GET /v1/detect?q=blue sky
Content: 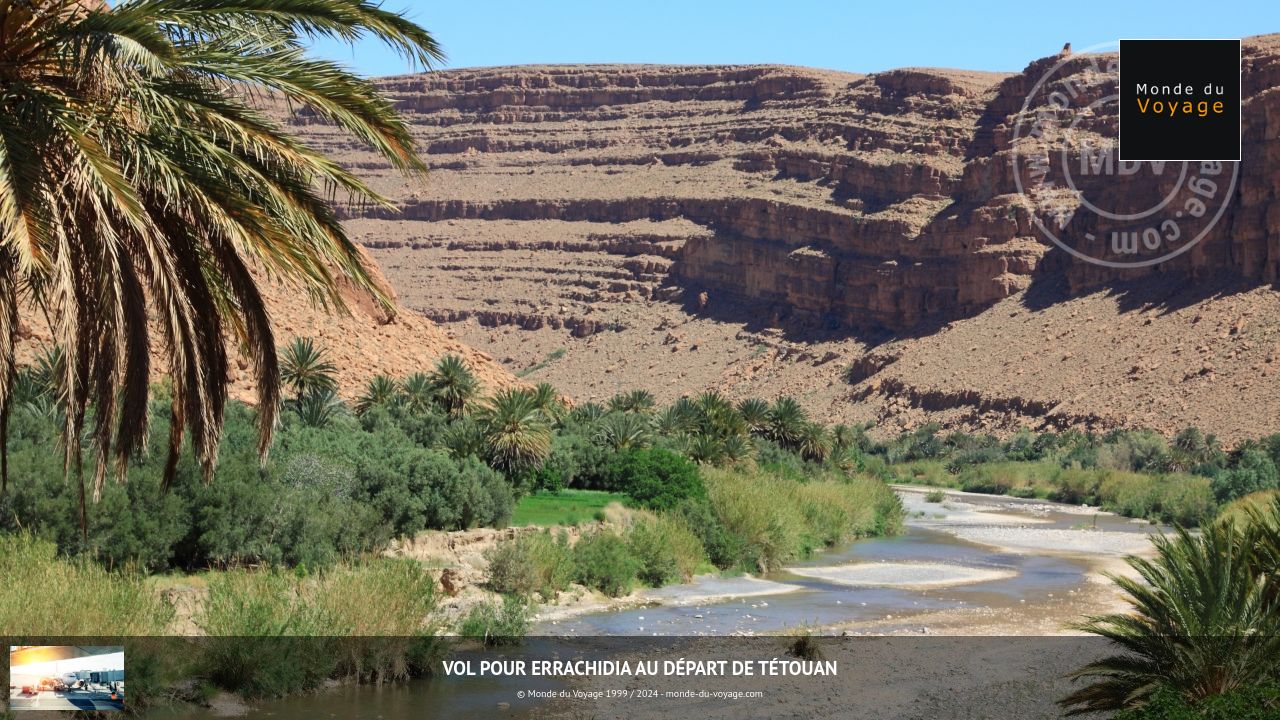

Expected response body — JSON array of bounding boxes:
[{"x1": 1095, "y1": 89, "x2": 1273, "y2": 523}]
[{"x1": 313, "y1": 0, "x2": 1278, "y2": 77}]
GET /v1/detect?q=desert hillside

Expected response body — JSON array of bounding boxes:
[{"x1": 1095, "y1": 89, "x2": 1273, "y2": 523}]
[
  {"x1": 286, "y1": 36, "x2": 1280, "y2": 442},
  {"x1": 15, "y1": 247, "x2": 524, "y2": 403}
]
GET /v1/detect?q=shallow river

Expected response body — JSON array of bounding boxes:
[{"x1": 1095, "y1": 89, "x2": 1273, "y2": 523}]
[
  {"x1": 539, "y1": 489, "x2": 1157, "y2": 636},
  {"x1": 147, "y1": 489, "x2": 1162, "y2": 719}
]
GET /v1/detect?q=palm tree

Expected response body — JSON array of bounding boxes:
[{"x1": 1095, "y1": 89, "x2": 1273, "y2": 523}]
[
  {"x1": 736, "y1": 398, "x2": 771, "y2": 436},
  {"x1": 664, "y1": 397, "x2": 699, "y2": 433},
  {"x1": 568, "y1": 401, "x2": 606, "y2": 425},
  {"x1": 529, "y1": 382, "x2": 566, "y2": 425},
  {"x1": 721, "y1": 433, "x2": 754, "y2": 467},
  {"x1": 355, "y1": 374, "x2": 398, "y2": 416},
  {"x1": 797, "y1": 423, "x2": 831, "y2": 463},
  {"x1": 692, "y1": 390, "x2": 744, "y2": 439},
  {"x1": 831, "y1": 424, "x2": 856, "y2": 454},
  {"x1": 0, "y1": 0, "x2": 443, "y2": 513},
  {"x1": 426, "y1": 354, "x2": 478, "y2": 418},
  {"x1": 1246, "y1": 495, "x2": 1280, "y2": 607},
  {"x1": 685, "y1": 434, "x2": 724, "y2": 465},
  {"x1": 594, "y1": 411, "x2": 652, "y2": 452},
  {"x1": 439, "y1": 416, "x2": 485, "y2": 459},
  {"x1": 29, "y1": 346, "x2": 67, "y2": 405},
  {"x1": 694, "y1": 390, "x2": 734, "y2": 419},
  {"x1": 475, "y1": 389, "x2": 551, "y2": 476},
  {"x1": 399, "y1": 373, "x2": 435, "y2": 415},
  {"x1": 280, "y1": 338, "x2": 337, "y2": 404},
  {"x1": 767, "y1": 397, "x2": 808, "y2": 450},
  {"x1": 654, "y1": 404, "x2": 692, "y2": 437},
  {"x1": 1060, "y1": 520, "x2": 1280, "y2": 714},
  {"x1": 608, "y1": 389, "x2": 655, "y2": 414},
  {"x1": 293, "y1": 388, "x2": 345, "y2": 428}
]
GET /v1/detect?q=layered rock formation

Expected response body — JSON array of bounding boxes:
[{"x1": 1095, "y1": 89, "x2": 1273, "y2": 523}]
[
  {"x1": 324, "y1": 63, "x2": 1039, "y2": 333},
  {"x1": 289, "y1": 37, "x2": 1280, "y2": 441}
]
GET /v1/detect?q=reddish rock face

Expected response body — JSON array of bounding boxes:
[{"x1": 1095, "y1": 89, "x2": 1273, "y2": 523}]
[
  {"x1": 309, "y1": 38, "x2": 1278, "y2": 336},
  {"x1": 273, "y1": 42, "x2": 1280, "y2": 442}
]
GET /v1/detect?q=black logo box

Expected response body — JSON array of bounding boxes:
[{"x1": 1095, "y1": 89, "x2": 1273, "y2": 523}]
[{"x1": 1119, "y1": 39, "x2": 1241, "y2": 162}]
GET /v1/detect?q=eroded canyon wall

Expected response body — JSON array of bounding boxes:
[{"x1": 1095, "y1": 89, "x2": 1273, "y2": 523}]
[{"x1": 305, "y1": 35, "x2": 1280, "y2": 337}]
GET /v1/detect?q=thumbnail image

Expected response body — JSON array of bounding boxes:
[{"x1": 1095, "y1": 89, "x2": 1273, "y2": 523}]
[{"x1": 8, "y1": 646, "x2": 125, "y2": 713}]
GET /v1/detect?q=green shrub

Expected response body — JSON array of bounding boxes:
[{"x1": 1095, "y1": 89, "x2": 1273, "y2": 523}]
[
  {"x1": 1096, "y1": 471, "x2": 1215, "y2": 526},
  {"x1": 675, "y1": 498, "x2": 742, "y2": 570},
  {"x1": 1097, "y1": 429, "x2": 1169, "y2": 473},
  {"x1": 924, "y1": 490, "x2": 947, "y2": 503},
  {"x1": 794, "y1": 482, "x2": 856, "y2": 549},
  {"x1": 354, "y1": 447, "x2": 513, "y2": 535},
  {"x1": 573, "y1": 530, "x2": 640, "y2": 597},
  {"x1": 1212, "y1": 448, "x2": 1280, "y2": 503},
  {"x1": 604, "y1": 447, "x2": 705, "y2": 510},
  {"x1": 0, "y1": 398, "x2": 516, "y2": 573},
  {"x1": 1049, "y1": 467, "x2": 1104, "y2": 505},
  {"x1": 626, "y1": 515, "x2": 706, "y2": 587},
  {"x1": 891, "y1": 460, "x2": 952, "y2": 487},
  {"x1": 485, "y1": 531, "x2": 574, "y2": 598},
  {"x1": 1217, "y1": 490, "x2": 1280, "y2": 527},
  {"x1": 1111, "y1": 684, "x2": 1280, "y2": 720},
  {"x1": 701, "y1": 467, "x2": 902, "y2": 572},
  {"x1": 703, "y1": 468, "x2": 804, "y2": 572},
  {"x1": 457, "y1": 594, "x2": 530, "y2": 646}
]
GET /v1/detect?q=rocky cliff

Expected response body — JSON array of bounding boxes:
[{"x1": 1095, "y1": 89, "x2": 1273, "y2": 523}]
[{"x1": 290, "y1": 38, "x2": 1280, "y2": 441}]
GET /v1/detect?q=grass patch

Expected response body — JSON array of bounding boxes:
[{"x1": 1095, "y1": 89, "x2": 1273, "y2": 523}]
[
  {"x1": 457, "y1": 595, "x2": 530, "y2": 646},
  {"x1": 512, "y1": 489, "x2": 628, "y2": 526},
  {"x1": 702, "y1": 468, "x2": 903, "y2": 572},
  {"x1": 626, "y1": 513, "x2": 706, "y2": 586},
  {"x1": 197, "y1": 558, "x2": 442, "y2": 695},
  {"x1": 1217, "y1": 490, "x2": 1280, "y2": 527},
  {"x1": 895, "y1": 460, "x2": 1216, "y2": 527},
  {"x1": 0, "y1": 533, "x2": 173, "y2": 635},
  {"x1": 516, "y1": 348, "x2": 568, "y2": 378}
]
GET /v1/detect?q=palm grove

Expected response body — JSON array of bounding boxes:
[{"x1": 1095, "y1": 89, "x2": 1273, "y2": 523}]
[{"x1": 0, "y1": 1, "x2": 1277, "y2": 718}]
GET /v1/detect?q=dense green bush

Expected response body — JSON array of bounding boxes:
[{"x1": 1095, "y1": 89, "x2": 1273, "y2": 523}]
[
  {"x1": 573, "y1": 530, "x2": 640, "y2": 597},
  {"x1": 603, "y1": 447, "x2": 705, "y2": 510},
  {"x1": 897, "y1": 454, "x2": 1217, "y2": 528},
  {"x1": 354, "y1": 448, "x2": 513, "y2": 535},
  {"x1": 674, "y1": 498, "x2": 743, "y2": 570},
  {"x1": 1, "y1": 399, "x2": 513, "y2": 572},
  {"x1": 1099, "y1": 472, "x2": 1215, "y2": 527},
  {"x1": 525, "y1": 431, "x2": 612, "y2": 492},
  {"x1": 1212, "y1": 447, "x2": 1279, "y2": 503}
]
